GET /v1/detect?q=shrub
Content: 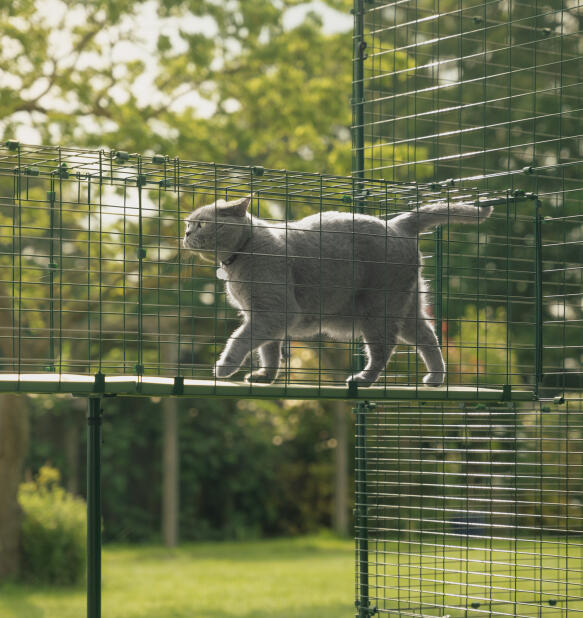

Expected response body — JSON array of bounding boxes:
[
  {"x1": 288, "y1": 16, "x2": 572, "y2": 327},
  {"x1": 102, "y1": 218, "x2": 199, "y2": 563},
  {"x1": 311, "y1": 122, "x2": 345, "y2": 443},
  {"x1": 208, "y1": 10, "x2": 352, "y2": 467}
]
[{"x1": 18, "y1": 465, "x2": 86, "y2": 585}]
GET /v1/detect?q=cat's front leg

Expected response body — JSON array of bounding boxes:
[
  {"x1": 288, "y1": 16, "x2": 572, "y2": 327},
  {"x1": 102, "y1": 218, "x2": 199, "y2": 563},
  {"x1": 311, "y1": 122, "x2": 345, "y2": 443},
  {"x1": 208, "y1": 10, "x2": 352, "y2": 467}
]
[{"x1": 214, "y1": 321, "x2": 271, "y2": 379}]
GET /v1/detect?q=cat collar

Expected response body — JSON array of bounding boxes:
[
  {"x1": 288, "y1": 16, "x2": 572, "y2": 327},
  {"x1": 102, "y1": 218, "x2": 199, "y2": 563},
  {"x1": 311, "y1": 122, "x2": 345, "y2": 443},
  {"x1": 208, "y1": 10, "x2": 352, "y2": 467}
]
[{"x1": 221, "y1": 235, "x2": 251, "y2": 267}]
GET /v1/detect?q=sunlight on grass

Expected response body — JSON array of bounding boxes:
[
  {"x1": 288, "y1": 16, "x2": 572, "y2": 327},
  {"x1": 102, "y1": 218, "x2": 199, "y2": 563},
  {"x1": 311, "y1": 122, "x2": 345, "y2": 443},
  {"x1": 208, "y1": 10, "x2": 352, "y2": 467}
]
[{"x1": 0, "y1": 535, "x2": 354, "y2": 618}]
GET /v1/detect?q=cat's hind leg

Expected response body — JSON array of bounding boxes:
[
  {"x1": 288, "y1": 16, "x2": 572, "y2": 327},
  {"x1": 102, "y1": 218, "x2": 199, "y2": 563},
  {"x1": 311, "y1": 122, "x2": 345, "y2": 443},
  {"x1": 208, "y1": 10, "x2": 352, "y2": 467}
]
[
  {"x1": 244, "y1": 340, "x2": 283, "y2": 384},
  {"x1": 346, "y1": 322, "x2": 396, "y2": 387},
  {"x1": 399, "y1": 315, "x2": 445, "y2": 386}
]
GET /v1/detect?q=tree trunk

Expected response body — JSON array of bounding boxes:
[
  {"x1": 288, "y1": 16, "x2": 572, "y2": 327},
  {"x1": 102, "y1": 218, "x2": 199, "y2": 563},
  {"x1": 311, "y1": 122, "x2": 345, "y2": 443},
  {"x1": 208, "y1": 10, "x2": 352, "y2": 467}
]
[
  {"x1": 333, "y1": 401, "x2": 349, "y2": 536},
  {"x1": 0, "y1": 395, "x2": 29, "y2": 579},
  {"x1": 64, "y1": 404, "x2": 83, "y2": 495}
]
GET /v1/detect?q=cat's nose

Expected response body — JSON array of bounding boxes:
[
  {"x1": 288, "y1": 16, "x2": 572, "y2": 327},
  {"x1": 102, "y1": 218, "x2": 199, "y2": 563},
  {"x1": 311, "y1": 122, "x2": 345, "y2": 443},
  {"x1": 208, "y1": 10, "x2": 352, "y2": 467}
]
[{"x1": 185, "y1": 229, "x2": 191, "y2": 236}]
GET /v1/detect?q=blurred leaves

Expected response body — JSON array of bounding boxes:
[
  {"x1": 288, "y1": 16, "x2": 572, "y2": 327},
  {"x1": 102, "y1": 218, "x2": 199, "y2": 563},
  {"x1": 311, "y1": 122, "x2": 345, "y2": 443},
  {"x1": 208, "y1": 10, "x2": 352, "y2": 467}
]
[
  {"x1": 0, "y1": 0, "x2": 352, "y2": 173},
  {"x1": 18, "y1": 465, "x2": 86, "y2": 584},
  {"x1": 25, "y1": 395, "x2": 353, "y2": 542}
]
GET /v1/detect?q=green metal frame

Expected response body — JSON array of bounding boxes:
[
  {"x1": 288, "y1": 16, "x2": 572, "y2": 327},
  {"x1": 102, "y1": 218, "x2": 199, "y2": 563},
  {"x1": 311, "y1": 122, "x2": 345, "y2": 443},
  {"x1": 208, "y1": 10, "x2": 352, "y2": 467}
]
[
  {"x1": 0, "y1": 373, "x2": 535, "y2": 401},
  {"x1": 354, "y1": 401, "x2": 376, "y2": 618},
  {"x1": 87, "y1": 397, "x2": 102, "y2": 618}
]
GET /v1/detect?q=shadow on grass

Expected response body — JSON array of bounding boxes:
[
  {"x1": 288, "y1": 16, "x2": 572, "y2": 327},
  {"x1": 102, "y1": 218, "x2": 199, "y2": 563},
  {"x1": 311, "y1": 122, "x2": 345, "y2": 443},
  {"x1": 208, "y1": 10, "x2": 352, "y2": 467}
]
[
  {"x1": 115, "y1": 536, "x2": 353, "y2": 563},
  {"x1": 159, "y1": 602, "x2": 353, "y2": 618},
  {"x1": 0, "y1": 600, "x2": 44, "y2": 618},
  {"x1": 0, "y1": 584, "x2": 59, "y2": 618}
]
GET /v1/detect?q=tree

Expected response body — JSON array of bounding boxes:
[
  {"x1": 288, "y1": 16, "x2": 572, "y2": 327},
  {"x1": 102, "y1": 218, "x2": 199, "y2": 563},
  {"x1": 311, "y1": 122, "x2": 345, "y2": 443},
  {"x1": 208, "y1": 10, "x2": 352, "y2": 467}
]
[
  {"x1": 1, "y1": 0, "x2": 352, "y2": 172},
  {"x1": 0, "y1": 395, "x2": 29, "y2": 578},
  {"x1": 0, "y1": 0, "x2": 355, "y2": 567}
]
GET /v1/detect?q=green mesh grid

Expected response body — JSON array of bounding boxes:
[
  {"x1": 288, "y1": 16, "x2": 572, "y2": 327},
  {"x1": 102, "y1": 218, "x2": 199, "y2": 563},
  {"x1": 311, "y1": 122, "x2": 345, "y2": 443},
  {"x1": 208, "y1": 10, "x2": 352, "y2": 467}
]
[
  {"x1": 354, "y1": 0, "x2": 583, "y2": 615},
  {"x1": 354, "y1": 0, "x2": 583, "y2": 399},
  {"x1": 355, "y1": 399, "x2": 583, "y2": 617},
  {"x1": 0, "y1": 142, "x2": 536, "y2": 400}
]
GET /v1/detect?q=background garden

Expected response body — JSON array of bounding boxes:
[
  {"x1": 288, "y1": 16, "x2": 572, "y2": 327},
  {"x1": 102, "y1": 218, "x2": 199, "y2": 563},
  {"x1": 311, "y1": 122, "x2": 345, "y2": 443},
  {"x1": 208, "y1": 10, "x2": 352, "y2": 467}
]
[{"x1": 1, "y1": 0, "x2": 582, "y2": 616}]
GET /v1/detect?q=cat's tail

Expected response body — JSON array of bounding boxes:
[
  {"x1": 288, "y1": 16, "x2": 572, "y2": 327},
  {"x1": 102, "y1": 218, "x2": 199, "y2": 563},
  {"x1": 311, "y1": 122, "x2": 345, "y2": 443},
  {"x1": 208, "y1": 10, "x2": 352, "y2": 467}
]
[{"x1": 392, "y1": 203, "x2": 494, "y2": 235}]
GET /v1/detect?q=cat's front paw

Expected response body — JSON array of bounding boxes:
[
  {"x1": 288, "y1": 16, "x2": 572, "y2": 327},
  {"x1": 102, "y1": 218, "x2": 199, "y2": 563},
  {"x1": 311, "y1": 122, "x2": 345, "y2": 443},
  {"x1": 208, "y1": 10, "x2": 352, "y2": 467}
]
[
  {"x1": 214, "y1": 361, "x2": 240, "y2": 379},
  {"x1": 244, "y1": 369, "x2": 277, "y2": 384},
  {"x1": 422, "y1": 372, "x2": 445, "y2": 387}
]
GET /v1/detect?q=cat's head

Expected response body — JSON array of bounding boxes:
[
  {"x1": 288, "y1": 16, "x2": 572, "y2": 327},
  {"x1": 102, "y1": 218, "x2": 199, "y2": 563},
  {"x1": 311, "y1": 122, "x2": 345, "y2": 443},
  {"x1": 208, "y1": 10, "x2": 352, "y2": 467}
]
[{"x1": 183, "y1": 195, "x2": 251, "y2": 253}]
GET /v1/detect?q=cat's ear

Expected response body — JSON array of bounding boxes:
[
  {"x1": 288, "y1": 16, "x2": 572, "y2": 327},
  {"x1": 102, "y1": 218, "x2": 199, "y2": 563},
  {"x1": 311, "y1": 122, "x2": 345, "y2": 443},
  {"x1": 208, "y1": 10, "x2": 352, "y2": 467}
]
[{"x1": 219, "y1": 195, "x2": 252, "y2": 217}]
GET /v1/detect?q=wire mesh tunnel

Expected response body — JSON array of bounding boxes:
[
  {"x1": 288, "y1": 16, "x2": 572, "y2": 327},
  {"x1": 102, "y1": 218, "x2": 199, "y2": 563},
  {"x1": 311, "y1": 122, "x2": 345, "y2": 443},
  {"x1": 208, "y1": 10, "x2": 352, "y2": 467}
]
[
  {"x1": 1, "y1": 0, "x2": 582, "y2": 615},
  {"x1": 0, "y1": 142, "x2": 536, "y2": 400}
]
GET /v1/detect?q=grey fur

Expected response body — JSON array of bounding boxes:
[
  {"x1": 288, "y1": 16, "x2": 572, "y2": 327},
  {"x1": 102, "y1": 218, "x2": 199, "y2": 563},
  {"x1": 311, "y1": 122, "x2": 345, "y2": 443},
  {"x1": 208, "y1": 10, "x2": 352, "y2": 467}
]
[{"x1": 183, "y1": 196, "x2": 493, "y2": 386}]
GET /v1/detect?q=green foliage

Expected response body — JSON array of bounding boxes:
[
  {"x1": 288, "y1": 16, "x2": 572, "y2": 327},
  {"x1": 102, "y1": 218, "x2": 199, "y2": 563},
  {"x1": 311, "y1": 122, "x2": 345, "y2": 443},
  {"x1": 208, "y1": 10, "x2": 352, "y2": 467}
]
[
  {"x1": 18, "y1": 466, "x2": 86, "y2": 585},
  {"x1": 178, "y1": 398, "x2": 344, "y2": 539},
  {"x1": 445, "y1": 306, "x2": 519, "y2": 386},
  {"x1": 98, "y1": 397, "x2": 350, "y2": 542},
  {"x1": 24, "y1": 395, "x2": 352, "y2": 543},
  {"x1": 0, "y1": 0, "x2": 353, "y2": 174}
]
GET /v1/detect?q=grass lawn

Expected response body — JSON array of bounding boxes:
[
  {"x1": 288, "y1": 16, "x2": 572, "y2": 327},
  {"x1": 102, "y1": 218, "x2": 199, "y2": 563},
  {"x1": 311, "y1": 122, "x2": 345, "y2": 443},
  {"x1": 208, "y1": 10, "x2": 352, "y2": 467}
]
[
  {"x1": 0, "y1": 534, "x2": 354, "y2": 618},
  {"x1": 3, "y1": 534, "x2": 583, "y2": 617},
  {"x1": 368, "y1": 536, "x2": 583, "y2": 617}
]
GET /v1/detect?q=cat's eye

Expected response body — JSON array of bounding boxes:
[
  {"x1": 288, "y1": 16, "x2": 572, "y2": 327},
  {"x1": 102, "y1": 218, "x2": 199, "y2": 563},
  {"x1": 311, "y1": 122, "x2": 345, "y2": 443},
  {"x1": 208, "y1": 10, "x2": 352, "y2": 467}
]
[{"x1": 187, "y1": 221, "x2": 202, "y2": 232}]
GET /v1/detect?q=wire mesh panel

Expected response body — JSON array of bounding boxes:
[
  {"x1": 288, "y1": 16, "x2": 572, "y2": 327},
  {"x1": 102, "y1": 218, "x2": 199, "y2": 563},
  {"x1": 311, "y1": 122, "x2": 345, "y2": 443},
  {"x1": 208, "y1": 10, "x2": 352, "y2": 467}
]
[
  {"x1": 354, "y1": 1, "x2": 583, "y2": 613},
  {"x1": 355, "y1": 0, "x2": 583, "y2": 401},
  {"x1": 355, "y1": 400, "x2": 583, "y2": 617},
  {"x1": 542, "y1": 211, "x2": 583, "y2": 398},
  {"x1": 359, "y1": 0, "x2": 582, "y2": 185},
  {"x1": 0, "y1": 142, "x2": 537, "y2": 398}
]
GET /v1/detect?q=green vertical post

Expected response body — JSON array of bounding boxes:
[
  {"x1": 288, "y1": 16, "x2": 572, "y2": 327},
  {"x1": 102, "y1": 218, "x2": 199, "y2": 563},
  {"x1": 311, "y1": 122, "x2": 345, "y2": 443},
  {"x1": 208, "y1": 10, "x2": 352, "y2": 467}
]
[
  {"x1": 354, "y1": 402, "x2": 376, "y2": 617},
  {"x1": 87, "y1": 397, "x2": 102, "y2": 618},
  {"x1": 434, "y1": 226, "x2": 443, "y2": 345},
  {"x1": 534, "y1": 201, "x2": 543, "y2": 389},
  {"x1": 47, "y1": 180, "x2": 56, "y2": 371},
  {"x1": 351, "y1": 0, "x2": 366, "y2": 378},
  {"x1": 136, "y1": 158, "x2": 145, "y2": 375},
  {"x1": 352, "y1": 0, "x2": 365, "y2": 182}
]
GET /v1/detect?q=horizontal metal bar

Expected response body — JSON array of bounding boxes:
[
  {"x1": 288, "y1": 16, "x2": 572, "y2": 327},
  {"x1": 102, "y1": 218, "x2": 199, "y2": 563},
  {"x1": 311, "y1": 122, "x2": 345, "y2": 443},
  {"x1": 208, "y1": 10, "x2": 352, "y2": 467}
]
[{"x1": 0, "y1": 373, "x2": 534, "y2": 401}]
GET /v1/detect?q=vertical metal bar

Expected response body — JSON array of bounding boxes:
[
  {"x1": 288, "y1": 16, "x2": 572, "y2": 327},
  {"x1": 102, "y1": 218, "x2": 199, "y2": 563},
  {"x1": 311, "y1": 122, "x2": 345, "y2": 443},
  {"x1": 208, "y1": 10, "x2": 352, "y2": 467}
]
[
  {"x1": 535, "y1": 201, "x2": 543, "y2": 389},
  {"x1": 352, "y1": 0, "x2": 366, "y2": 381},
  {"x1": 137, "y1": 156, "x2": 144, "y2": 375},
  {"x1": 87, "y1": 396, "x2": 102, "y2": 618},
  {"x1": 176, "y1": 158, "x2": 182, "y2": 379},
  {"x1": 48, "y1": 177, "x2": 56, "y2": 371},
  {"x1": 16, "y1": 147, "x2": 22, "y2": 373},
  {"x1": 57, "y1": 147, "x2": 64, "y2": 373},
  {"x1": 354, "y1": 401, "x2": 375, "y2": 617},
  {"x1": 98, "y1": 152, "x2": 103, "y2": 373},
  {"x1": 11, "y1": 167, "x2": 17, "y2": 370},
  {"x1": 434, "y1": 226, "x2": 443, "y2": 345},
  {"x1": 352, "y1": 0, "x2": 365, "y2": 183}
]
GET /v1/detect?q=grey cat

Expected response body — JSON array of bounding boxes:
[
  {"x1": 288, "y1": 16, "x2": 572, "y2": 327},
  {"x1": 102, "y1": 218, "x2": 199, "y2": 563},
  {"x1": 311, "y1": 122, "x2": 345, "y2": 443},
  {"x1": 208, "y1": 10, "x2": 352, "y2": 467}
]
[{"x1": 183, "y1": 195, "x2": 493, "y2": 386}]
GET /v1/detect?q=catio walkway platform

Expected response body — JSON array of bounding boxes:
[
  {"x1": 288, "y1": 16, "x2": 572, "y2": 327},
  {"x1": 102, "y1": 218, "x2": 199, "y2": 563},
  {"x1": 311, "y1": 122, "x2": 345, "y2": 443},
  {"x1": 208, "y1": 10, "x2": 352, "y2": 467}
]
[
  {"x1": 0, "y1": 141, "x2": 542, "y2": 400},
  {"x1": 0, "y1": 373, "x2": 535, "y2": 401}
]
